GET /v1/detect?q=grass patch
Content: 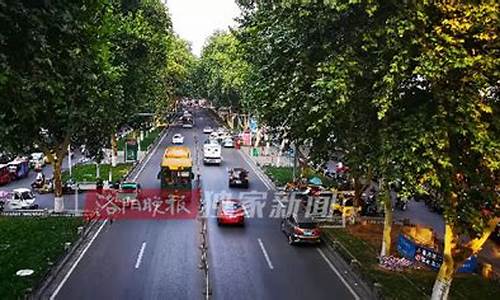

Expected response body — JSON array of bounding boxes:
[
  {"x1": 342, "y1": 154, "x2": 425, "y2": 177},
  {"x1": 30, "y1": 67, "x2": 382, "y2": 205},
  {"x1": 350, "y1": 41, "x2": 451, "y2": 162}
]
[
  {"x1": 323, "y1": 228, "x2": 500, "y2": 300},
  {"x1": 0, "y1": 217, "x2": 84, "y2": 299},
  {"x1": 263, "y1": 166, "x2": 335, "y2": 187},
  {"x1": 117, "y1": 127, "x2": 162, "y2": 151},
  {"x1": 141, "y1": 127, "x2": 161, "y2": 149},
  {"x1": 62, "y1": 163, "x2": 132, "y2": 182}
]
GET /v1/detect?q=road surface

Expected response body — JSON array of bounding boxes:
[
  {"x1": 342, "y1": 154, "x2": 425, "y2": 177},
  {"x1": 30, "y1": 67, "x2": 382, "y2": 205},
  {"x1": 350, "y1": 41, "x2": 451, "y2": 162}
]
[{"x1": 51, "y1": 109, "x2": 358, "y2": 300}]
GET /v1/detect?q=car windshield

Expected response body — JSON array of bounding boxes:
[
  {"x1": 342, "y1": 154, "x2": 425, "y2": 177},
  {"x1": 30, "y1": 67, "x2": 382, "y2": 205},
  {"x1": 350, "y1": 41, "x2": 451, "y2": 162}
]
[
  {"x1": 298, "y1": 222, "x2": 316, "y2": 229},
  {"x1": 222, "y1": 202, "x2": 241, "y2": 211},
  {"x1": 21, "y1": 191, "x2": 33, "y2": 200}
]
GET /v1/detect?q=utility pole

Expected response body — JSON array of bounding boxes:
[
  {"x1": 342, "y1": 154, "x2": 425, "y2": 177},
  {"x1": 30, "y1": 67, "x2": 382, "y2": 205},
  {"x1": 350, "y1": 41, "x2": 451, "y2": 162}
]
[
  {"x1": 68, "y1": 144, "x2": 72, "y2": 178},
  {"x1": 292, "y1": 142, "x2": 298, "y2": 182}
]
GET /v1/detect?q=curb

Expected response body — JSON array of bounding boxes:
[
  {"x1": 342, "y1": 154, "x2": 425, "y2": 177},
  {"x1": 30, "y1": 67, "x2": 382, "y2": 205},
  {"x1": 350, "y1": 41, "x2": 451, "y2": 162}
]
[{"x1": 31, "y1": 125, "x2": 171, "y2": 299}]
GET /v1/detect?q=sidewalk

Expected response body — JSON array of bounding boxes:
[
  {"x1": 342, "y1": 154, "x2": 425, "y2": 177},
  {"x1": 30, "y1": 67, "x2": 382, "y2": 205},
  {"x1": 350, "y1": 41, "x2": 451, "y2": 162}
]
[{"x1": 240, "y1": 145, "x2": 293, "y2": 167}]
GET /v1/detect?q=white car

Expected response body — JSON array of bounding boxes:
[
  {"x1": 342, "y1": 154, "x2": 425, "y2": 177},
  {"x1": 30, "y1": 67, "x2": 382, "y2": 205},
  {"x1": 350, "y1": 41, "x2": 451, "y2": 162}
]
[
  {"x1": 222, "y1": 138, "x2": 234, "y2": 148},
  {"x1": 203, "y1": 126, "x2": 213, "y2": 134},
  {"x1": 5, "y1": 188, "x2": 38, "y2": 210},
  {"x1": 172, "y1": 134, "x2": 184, "y2": 144}
]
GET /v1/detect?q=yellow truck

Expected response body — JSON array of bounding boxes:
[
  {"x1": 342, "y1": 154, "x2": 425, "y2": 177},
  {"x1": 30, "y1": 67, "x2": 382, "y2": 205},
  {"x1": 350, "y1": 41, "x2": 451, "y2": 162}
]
[{"x1": 158, "y1": 146, "x2": 193, "y2": 189}]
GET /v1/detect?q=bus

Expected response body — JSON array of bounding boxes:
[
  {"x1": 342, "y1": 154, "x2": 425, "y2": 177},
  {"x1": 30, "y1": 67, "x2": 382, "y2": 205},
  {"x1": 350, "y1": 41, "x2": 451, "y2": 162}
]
[{"x1": 158, "y1": 146, "x2": 194, "y2": 189}]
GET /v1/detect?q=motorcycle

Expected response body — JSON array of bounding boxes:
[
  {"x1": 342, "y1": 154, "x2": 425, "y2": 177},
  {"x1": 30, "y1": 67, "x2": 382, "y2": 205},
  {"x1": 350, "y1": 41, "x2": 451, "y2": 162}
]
[
  {"x1": 361, "y1": 193, "x2": 383, "y2": 216},
  {"x1": 31, "y1": 177, "x2": 45, "y2": 189}
]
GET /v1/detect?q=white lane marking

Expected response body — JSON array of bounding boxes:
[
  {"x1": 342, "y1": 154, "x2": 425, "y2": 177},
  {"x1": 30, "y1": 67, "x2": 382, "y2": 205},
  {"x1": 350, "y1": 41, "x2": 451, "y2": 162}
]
[
  {"x1": 134, "y1": 242, "x2": 147, "y2": 269},
  {"x1": 257, "y1": 238, "x2": 274, "y2": 270},
  {"x1": 51, "y1": 129, "x2": 169, "y2": 298},
  {"x1": 238, "y1": 151, "x2": 285, "y2": 207},
  {"x1": 50, "y1": 220, "x2": 108, "y2": 300},
  {"x1": 132, "y1": 129, "x2": 169, "y2": 181},
  {"x1": 238, "y1": 150, "x2": 273, "y2": 191},
  {"x1": 317, "y1": 248, "x2": 360, "y2": 300}
]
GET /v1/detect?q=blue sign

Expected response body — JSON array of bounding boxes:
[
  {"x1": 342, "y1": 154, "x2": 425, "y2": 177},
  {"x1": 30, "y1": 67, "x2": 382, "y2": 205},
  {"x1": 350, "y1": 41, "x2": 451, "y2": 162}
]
[
  {"x1": 457, "y1": 255, "x2": 478, "y2": 273},
  {"x1": 397, "y1": 234, "x2": 417, "y2": 259},
  {"x1": 396, "y1": 233, "x2": 477, "y2": 273}
]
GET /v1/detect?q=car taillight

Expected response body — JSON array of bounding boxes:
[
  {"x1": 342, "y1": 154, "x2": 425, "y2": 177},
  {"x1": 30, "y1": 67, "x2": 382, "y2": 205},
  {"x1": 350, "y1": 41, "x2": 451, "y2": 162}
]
[
  {"x1": 294, "y1": 226, "x2": 304, "y2": 235},
  {"x1": 313, "y1": 228, "x2": 321, "y2": 236}
]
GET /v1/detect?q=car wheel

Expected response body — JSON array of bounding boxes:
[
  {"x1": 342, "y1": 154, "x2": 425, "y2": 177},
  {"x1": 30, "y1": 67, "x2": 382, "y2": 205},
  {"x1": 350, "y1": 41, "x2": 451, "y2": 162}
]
[
  {"x1": 217, "y1": 219, "x2": 221, "y2": 226},
  {"x1": 288, "y1": 234, "x2": 295, "y2": 245}
]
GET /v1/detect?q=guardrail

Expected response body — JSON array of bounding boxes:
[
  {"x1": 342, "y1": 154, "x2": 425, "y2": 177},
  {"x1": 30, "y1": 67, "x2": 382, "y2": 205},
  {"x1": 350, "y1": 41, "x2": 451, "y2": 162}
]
[
  {"x1": 0, "y1": 209, "x2": 84, "y2": 217},
  {"x1": 197, "y1": 180, "x2": 211, "y2": 299}
]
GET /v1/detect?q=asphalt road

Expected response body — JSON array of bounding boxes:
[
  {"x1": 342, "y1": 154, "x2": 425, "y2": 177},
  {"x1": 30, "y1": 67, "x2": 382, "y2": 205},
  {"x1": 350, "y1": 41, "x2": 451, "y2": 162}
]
[{"x1": 51, "y1": 109, "x2": 358, "y2": 300}]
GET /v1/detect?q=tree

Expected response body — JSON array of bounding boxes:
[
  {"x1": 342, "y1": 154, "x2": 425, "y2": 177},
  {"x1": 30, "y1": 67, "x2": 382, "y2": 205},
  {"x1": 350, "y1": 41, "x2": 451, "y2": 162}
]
[
  {"x1": 0, "y1": 0, "x2": 177, "y2": 211},
  {"x1": 235, "y1": 2, "x2": 499, "y2": 299},
  {"x1": 194, "y1": 31, "x2": 250, "y2": 110}
]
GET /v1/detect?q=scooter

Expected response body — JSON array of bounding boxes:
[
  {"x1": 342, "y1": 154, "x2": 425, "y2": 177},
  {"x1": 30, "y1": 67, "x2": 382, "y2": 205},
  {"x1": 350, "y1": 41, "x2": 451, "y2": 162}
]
[{"x1": 31, "y1": 178, "x2": 45, "y2": 189}]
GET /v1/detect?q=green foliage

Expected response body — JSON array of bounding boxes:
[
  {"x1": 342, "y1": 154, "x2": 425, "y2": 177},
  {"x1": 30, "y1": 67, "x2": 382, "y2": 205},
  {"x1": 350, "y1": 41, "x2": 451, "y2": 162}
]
[
  {"x1": 234, "y1": 0, "x2": 499, "y2": 239},
  {"x1": 188, "y1": 31, "x2": 250, "y2": 110},
  {"x1": 0, "y1": 0, "x2": 186, "y2": 200}
]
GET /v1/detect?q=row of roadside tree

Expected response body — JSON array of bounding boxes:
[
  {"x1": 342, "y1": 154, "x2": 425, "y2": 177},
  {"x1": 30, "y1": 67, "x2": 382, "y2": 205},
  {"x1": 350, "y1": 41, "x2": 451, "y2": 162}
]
[
  {"x1": 187, "y1": 1, "x2": 499, "y2": 299},
  {"x1": 0, "y1": 0, "x2": 194, "y2": 211}
]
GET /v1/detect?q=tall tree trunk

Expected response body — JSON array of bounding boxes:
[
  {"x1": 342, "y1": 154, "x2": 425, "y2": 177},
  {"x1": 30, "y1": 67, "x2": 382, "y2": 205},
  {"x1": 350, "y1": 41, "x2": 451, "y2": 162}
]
[
  {"x1": 53, "y1": 158, "x2": 64, "y2": 212},
  {"x1": 111, "y1": 133, "x2": 118, "y2": 167},
  {"x1": 353, "y1": 175, "x2": 362, "y2": 207},
  {"x1": 379, "y1": 181, "x2": 393, "y2": 259},
  {"x1": 431, "y1": 222, "x2": 457, "y2": 300},
  {"x1": 431, "y1": 216, "x2": 499, "y2": 300}
]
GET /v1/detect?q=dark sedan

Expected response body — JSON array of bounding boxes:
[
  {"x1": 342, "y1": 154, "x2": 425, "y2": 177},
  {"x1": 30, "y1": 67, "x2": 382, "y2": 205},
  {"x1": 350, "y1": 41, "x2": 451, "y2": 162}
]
[{"x1": 228, "y1": 168, "x2": 249, "y2": 188}]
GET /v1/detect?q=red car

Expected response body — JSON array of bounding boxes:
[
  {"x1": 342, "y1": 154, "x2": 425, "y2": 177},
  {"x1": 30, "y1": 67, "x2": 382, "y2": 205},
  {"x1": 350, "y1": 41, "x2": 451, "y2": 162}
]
[{"x1": 216, "y1": 199, "x2": 245, "y2": 226}]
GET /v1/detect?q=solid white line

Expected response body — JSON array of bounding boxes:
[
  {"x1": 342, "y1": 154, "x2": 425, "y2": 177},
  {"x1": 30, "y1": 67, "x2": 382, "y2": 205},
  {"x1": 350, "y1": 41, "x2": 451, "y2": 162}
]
[
  {"x1": 50, "y1": 220, "x2": 108, "y2": 300},
  {"x1": 132, "y1": 129, "x2": 169, "y2": 181},
  {"x1": 317, "y1": 248, "x2": 360, "y2": 300},
  {"x1": 238, "y1": 150, "x2": 273, "y2": 191},
  {"x1": 134, "y1": 242, "x2": 147, "y2": 269},
  {"x1": 238, "y1": 150, "x2": 285, "y2": 207},
  {"x1": 257, "y1": 238, "x2": 274, "y2": 270}
]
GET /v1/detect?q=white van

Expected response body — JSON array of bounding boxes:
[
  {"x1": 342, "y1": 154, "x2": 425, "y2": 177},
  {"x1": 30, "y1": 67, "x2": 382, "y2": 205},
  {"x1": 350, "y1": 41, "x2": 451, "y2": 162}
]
[{"x1": 203, "y1": 141, "x2": 222, "y2": 165}]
